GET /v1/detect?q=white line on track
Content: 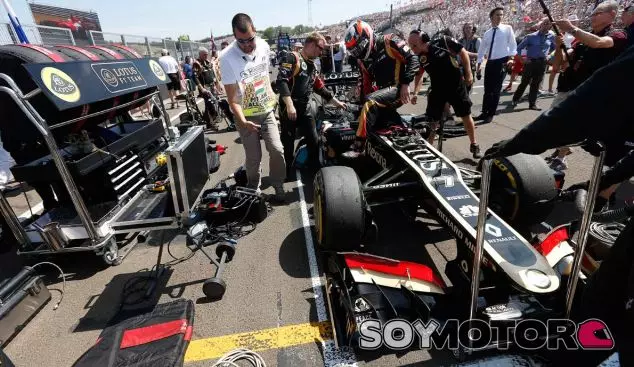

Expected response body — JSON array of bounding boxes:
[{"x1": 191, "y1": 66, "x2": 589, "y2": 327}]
[{"x1": 296, "y1": 169, "x2": 359, "y2": 367}]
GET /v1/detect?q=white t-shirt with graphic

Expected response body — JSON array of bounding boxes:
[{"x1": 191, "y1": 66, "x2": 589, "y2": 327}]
[{"x1": 219, "y1": 38, "x2": 276, "y2": 117}]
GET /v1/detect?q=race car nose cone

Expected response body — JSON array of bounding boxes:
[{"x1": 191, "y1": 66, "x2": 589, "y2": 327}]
[{"x1": 526, "y1": 269, "x2": 551, "y2": 289}]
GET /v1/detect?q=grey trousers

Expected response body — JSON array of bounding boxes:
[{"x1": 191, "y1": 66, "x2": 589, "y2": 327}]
[{"x1": 238, "y1": 111, "x2": 286, "y2": 190}]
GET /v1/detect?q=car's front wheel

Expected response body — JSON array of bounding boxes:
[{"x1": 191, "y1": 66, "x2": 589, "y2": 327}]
[{"x1": 313, "y1": 166, "x2": 367, "y2": 251}]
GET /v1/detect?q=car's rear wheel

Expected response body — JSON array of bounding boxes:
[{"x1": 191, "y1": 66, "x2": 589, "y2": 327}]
[
  {"x1": 313, "y1": 166, "x2": 366, "y2": 251},
  {"x1": 488, "y1": 154, "x2": 558, "y2": 226}
]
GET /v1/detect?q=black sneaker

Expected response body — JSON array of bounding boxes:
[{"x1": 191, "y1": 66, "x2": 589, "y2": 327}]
[
  {"x1": 529, "y1": 105, "x2": 542, "y2": 111},
  {"x1": 470, "y1": 143, "x2": 482, "y2": 159}
]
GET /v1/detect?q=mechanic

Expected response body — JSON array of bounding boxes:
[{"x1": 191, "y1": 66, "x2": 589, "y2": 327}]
[
  {"x1": 193, "y1": 47, "x2": 235, "y2": 130},
  {"x1": 483, "y1": 45, "x2": 634, "y2": 367},
  {"x1": 547, "y1": 1, "x2": 628, "y2": 171},
  {"x1": 276, "y1": 32, "x2": 347, "y2": 178},
  {"x1": 342, "y1": 20, "x2": 420, "y2": 159},
  {"x1": 408, "y1": 30, "x2": 481, "y2": 159},
  {"x1": 510, "y1": 19, "x2": 555, "y2": 111},
  {"x1": 219, "y1": 13, "x2": 286, "y2": 202}
]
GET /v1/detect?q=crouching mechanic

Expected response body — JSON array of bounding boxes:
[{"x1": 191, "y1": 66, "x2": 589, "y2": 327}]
[
  {"x1": 408, "y1": 30, "x2": 482, "y2": 159},
  {"x1": 342, "y1": 20, "x2": 420, "y2": 158},
  {"x1": 482, "y1": 45, "x2": 634, "y2": 367},
  {"x1": 276, "y1": 32, "x2": 347, "y2": 178}
]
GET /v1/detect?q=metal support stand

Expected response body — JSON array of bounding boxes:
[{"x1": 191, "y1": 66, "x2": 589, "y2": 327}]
[
  {"x1": 565, "y1": 144, "x2": 605, "y2": 318},
  {"x1": 145, "y1": 231, "x2": 166, "y2": 298},
  {"x1": 0, "y1": 82, "x2": 100, "y2": 244},
  {"x1": 0, "y1": 190, "x2": 29, "y2": 246},
  {"x1": 438, "y1": 120, "x2": 445, "y2": 153},
  {"x1": 469, "y1": 159, "x2": 492, "y2": 349}
]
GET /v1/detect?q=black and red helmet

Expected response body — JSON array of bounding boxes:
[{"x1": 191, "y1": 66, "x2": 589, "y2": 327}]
[{"x1": 344, "y1": 20, "x2": 375, "y2": 60}]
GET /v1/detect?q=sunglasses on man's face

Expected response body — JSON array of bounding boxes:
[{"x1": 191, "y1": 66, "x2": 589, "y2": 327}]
[{"x1": 236, "y1": 35, "x2": 256, "y2": 44}]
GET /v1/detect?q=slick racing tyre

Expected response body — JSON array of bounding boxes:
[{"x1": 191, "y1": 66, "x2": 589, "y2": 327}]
[
  {"x1": 489, "y1": 154, "x2": 558, "y2": 226},
  {"x1": 313, "y1": 166, "x2": 366, "y2": 251}
]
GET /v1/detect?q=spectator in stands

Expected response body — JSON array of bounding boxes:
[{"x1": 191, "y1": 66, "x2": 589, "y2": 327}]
[
  {"x1": 511, "y1": 19, "x2": 555, "y2": 110},
  {"x1": 623, "y1": 1, "x2": 634, "y2": 47},
  {"x1": 459, "y1": 23, "x2": 481, "y2": 94},
  {"x1": 547, "y1": 0, "x2": 628, "y2": 171},
  {"x1": 221, "y1": 41, "x2": 229, "y2": 50},
  {"x1": 333, "y1": 35, "x2": 346, "y2": 72},
  {"x1": 158, "y1": 49, "x2": 181, "y2": 109},
  {"x1": 476, "y1": 7, "x2": 517, "y2": 124},
  {"x1": 219, "y1": 13, "x2": 286, "y2": 202}
]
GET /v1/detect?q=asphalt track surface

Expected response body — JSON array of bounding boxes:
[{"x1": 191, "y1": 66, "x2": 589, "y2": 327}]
[{"x1": 2, "y1": 72, "x2": 631, "y2": 367}]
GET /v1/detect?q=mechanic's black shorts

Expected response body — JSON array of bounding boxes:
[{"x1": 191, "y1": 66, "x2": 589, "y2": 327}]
[
  {"x1": 167, "y1": 73, "x2": 182, "y2": 91},
  {"x1": 426, "y1": 81, "x2": 471, "y2": 121}
]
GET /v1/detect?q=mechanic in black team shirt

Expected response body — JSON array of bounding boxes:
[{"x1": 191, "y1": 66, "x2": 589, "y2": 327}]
[
  {"x1": 483, "y1": 45, "x2": 634, "y2": 367},
  {"x1": 408, "y1": 30, "x2": 481, "y2": 159},
  {"x1": 342, "y1": 20, "x2": 419, "y2": 158},
  {"x1": 276, "y1": 32, "x2": 347, "y2": 178}
]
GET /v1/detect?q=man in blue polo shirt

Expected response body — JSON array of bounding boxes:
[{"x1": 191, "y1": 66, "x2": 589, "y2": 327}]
[{"x1": 511, "y1": 19, "x2": 555, "y2": 110}]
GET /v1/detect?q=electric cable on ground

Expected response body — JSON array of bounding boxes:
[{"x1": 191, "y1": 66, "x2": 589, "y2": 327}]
[
  {"x1": 31, "y1": 261, "x2": 66, "y2": 310},
  {"x1": 211, "y1": 348, "x2": 267, "y2": 367}
]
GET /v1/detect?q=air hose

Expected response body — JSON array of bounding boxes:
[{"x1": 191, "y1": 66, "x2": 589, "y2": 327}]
[{"x1": 572, "y1": 189, "x2": 634, "y2": 223}]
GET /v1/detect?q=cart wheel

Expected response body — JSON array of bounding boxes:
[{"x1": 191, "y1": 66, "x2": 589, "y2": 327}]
[
  {"x1": 102, "y1": 242, "x2": 120, "y2": 266},
  {"x1": 203, "y1": 277, "x2": 226, "y2": 300}
]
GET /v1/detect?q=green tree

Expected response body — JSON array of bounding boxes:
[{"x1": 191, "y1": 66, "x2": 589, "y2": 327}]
[{"x1": 178, "y1": 34, "x2": 190, "y2": 41}]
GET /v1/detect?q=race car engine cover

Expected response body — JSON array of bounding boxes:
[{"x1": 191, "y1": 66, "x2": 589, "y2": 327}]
[{"x1": 322, "y1": 121, "x2": 357, "y2": 157}]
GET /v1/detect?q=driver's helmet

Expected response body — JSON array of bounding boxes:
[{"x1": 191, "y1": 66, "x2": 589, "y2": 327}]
[{"x1": 344, "y1": 20, "x2": 375, "y2": 60}]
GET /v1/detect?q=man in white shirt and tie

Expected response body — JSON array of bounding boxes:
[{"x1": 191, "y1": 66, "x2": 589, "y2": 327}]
[{"x1": 475, "y1": 7, "x2": 517, "y2": 124}]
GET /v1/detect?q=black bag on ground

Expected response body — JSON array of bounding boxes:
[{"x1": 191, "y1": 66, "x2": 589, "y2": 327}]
[{"x1": 72, "y1": 300, "x2": 194, "y2": 367}]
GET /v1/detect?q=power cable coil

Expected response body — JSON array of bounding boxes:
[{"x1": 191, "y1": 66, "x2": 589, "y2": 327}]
[{"x1": 211, "y1": 348, "x2": 267, "y2": 367}]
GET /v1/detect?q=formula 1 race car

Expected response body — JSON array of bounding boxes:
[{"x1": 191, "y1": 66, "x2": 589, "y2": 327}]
[{"x1": 311, "y1": 112, "x2": 617, "y2": 360}]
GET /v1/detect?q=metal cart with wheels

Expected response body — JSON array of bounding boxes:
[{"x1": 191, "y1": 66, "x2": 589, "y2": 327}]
[{"x1": 0, "y1": 44, "x2": 214, "y2": 267}]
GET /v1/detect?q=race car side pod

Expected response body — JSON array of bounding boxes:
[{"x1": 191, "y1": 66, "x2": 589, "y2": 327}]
[
  {"x1": 468, "y1": 158, "x2": 492, "y2": 353},
  {"x1": 564, "y1": 142, "x2": 605, "y2": 318}
]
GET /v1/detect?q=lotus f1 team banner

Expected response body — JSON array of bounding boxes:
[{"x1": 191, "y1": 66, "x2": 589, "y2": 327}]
[{"x1": 23, "y1": 58, "x2": 169, "y2": 110}]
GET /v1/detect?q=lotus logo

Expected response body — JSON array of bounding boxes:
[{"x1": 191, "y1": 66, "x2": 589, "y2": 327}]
[
  {"x1": 149, "y1": 59, "x2": 167, "y2": 81},
  {"x1": 152, "y1": 63, "x2": 163, "y2": 76},
  {"x1": 100, "y1": 69, "x2": 118, "y2": 87},
  {"x1": 41, "y1": 67, "x2": 81, "y2": 103},
  {"x1": 50, "y1": 73, "x2": 76, "y2": 95}
]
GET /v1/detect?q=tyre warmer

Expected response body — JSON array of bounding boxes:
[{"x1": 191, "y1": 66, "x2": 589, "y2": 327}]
[{"x1": 72, "y1": 299, "x2": 194, "y2": 367}]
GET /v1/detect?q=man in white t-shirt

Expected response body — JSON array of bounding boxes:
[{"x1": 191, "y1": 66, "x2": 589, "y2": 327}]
[
  {"x1": 219, "y1": 13, "x2": 286, "y2": 202},
  {"x1": 158, "y1": 49, "x2": 181, "y2": 108},
  {"x1": 333, "y1": 35, "x2": 346, "y2": 72}
]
